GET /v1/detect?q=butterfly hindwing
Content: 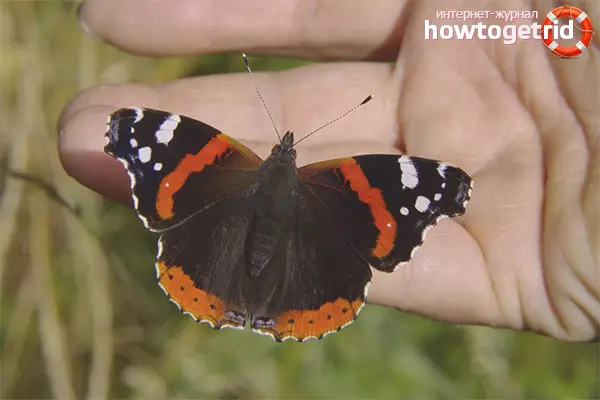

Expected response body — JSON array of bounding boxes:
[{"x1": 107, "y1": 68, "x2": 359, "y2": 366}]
[
  {"x1": 104, "y1": 108, "x2": 263, "y2": 231},
  {"x1": 250, "y1": 190, "x2": 371, "y2": 342},
  {"x1": 298, "y1": 155, "x2": 473, "y2": 272},
  {"x1": 155, "y1": 193, "x2": 259, "y2": 330}
]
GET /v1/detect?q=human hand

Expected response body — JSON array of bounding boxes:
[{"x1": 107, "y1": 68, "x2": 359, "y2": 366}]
[{"x1": 59, "y1": 0, "x2": 599, "y2": 341}]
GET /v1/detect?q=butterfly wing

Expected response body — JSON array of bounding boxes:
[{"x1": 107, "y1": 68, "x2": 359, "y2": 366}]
[
  {"x1": 250, "y1": 195, "x2": 370, "y2": 341},
  {"x1": 156, "y1": 193, "x2": 261, "y2": 330},
  {"x1": 104, "y1": 108, "x2": 263, "y2": 231},
  {"x1": 297, "y1": 155, "x2": 473, "y2": 272}
]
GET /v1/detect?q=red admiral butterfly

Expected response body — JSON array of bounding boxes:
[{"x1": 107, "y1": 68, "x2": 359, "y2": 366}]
[{"x1": 104, "y1": 62, "x2": 473, "y2": 342}]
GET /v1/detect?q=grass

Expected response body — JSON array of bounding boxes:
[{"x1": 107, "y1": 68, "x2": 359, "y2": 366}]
[{"x1": 0, "y1": 2, "x2": 598, "y2": 399}]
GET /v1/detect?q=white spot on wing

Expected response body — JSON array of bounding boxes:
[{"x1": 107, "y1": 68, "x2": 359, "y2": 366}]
[
  {"x1": 434, "y1": 193, "x2": 442, "y2": 201},
  {"x1": 363, "y1": 281, "x2": 371, "y2": 300},
  {"x1": 153, "y1": 163, "x2": 162, "y2": 171},
  {"x1": 154, "y1": 262, "x2": 162, "y2": 280},
  {"x1": 130, "y1": 138, "x2": 138, "y2": 148},
  {"x1": 156, "y1": 130, "x2": 173, "y2": 144},
  {"x1": 437, "y1": 163, "x2": 448, "y2": 178},
  {"x1": 157, "y1": 237, "x2": 164, "y2": 259},
  {"x1": 400, "y1": 207, "x2": 409, "y2": 216},
  {"x1": 415, "y1": 196, "x2": 430, "y2": 212},
  {"x1": 116, "y1": 155, "x2": 150, "y2": 228},
  {"x1": 398, "y1": 156, "x2": 418, "y2": 189},
  {"x1": 138, "y1": 146, "x2": 152, "y2": 163},
  {"x1": 133, "y1": 108, "x2": 143, "y2": 123},
  {"x1": 156, "y1": 114, "x2": 180, "y2": 145}
]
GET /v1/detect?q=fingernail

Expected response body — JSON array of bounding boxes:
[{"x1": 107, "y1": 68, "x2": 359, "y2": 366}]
[
  {"x1": 77, "y1": 2, "x2": 98, "y2": 38},
  {"x1": 58, "y1": 106, "x2": 131, "y2": 204},
  {"x1": 59, "y1": 106, "x2": 112, "y2": 154}
]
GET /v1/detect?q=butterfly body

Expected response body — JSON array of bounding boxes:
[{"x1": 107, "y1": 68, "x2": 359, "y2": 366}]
[
  {"x1": 104, "y1": 107, "x2": 473, "y2": 342},
  {"x1": 247, "y1": 131, "x2": 298, "y2": 277}
]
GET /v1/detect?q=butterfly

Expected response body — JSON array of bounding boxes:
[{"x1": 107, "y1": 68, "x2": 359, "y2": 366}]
[{"x1": 103, "y1": 103, "x2": 473, "y2": 342}]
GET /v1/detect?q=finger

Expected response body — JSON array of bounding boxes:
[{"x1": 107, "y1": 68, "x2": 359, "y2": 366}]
[
  {"x1": 78, "y1": 0, "x2": 406, "y2": 60},
  {"x1": 58, "y1": 63, "x2": 396, "y2": 204}
]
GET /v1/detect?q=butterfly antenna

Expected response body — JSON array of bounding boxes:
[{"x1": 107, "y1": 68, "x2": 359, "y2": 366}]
[
  {"x1": 241, "y1": 53, "x2": 282, "y2": 143},
  {"x1": 293, "y1": 95, "x2": 372, "y2": 147}
]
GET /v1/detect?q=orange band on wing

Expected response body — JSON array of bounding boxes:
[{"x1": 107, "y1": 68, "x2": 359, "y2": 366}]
[
  {"x1": 339, "y1": 159, "x2": 397, "y2": 258},
  {"x1": 156, "y1": 134, "x2": 233, "y2": 219},
  {"x1": 156, "y1": 261, "x2": 245, "y2": 329},
  {"x1": 253, "y1": 297, "x2": 364, "y2": 342}
]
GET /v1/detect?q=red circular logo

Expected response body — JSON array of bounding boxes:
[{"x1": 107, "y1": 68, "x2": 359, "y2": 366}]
[{"x1": 542, "y1": 6, "x2": 594, "y2": 58}]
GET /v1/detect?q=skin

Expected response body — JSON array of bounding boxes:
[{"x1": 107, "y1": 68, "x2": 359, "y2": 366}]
[{"x1": 58, "y1": 0, "x2": 599, "y2": 341}]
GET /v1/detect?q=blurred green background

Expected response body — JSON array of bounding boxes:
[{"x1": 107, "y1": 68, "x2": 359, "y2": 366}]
[{"x1": 0, "y1": 2, "x2": 598, "y2": 399}]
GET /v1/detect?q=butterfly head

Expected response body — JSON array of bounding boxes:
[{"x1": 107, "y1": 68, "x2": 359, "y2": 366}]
[{"x1": 270, "y1": 131, "x2": 297, "y2": 163}]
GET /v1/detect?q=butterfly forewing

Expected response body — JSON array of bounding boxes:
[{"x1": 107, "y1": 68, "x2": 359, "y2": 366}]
[
  {"x1": 104, "y1": 108, "x2": 263, "y2": 231},
  {"x1": 297, "y1": 155, "x2": 473, "y2": 272}
]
